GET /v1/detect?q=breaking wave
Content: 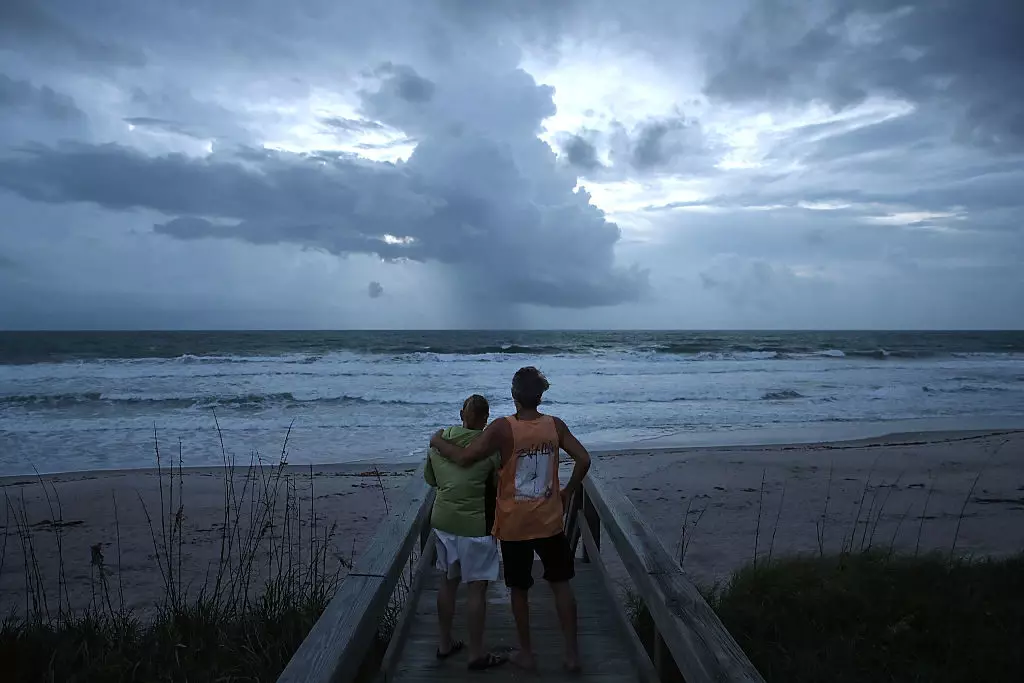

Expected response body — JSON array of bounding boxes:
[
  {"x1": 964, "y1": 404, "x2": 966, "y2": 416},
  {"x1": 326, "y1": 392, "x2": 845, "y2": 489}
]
[
  {"x1": 761, "y1": 390, "x2": 805, "y2": 400},
  {"x1": 1, "y1": 392, "x2": 431, "y2": 410},
  {"x1": 6, "y1": 330, "x2": 1024, "y2": 365}
]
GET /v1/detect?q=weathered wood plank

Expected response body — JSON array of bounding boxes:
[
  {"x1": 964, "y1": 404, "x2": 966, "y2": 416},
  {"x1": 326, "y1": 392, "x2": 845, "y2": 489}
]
[
  {"x1": 581, "y1": 489, "x2": 600, "y2": 563},
  {"x1": 565, "y1": 488, "x2": 583, "y2": 558},
  {"x1": 578, "y1": 522, "x2": 660, "y2": 683},
  {"x1": 386, "y1": 561, "x2": 646, "y2": 682},
  {"x1": 377, "y1": 530, "x2": 437, "y2": 681},
  {"x1": 277, "y1": 474, "x2": 434, "y2": 683},
  {"x1": 583, "y1": 467, "x2": 766, "y2": 683}
]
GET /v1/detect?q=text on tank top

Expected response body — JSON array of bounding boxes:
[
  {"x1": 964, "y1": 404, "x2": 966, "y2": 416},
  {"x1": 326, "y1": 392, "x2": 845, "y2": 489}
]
[{"x1": 492, "y1": 414, "x2": 563, "y2": 541}]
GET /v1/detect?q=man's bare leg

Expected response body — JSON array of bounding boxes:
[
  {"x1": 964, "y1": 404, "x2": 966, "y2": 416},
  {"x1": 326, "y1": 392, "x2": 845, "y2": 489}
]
[
  {"x1": 550, "y1": 580, "x2": 581, "y2": 671},
  {"x1": 465, "y1": 581, "x2": 488, "y2": 661},
  {"x1": 509, "y1": 586, "x2": 537, "y2": 669},
  {"x1": 436, "y1": 575, "x2": 461, "y2": 654}
]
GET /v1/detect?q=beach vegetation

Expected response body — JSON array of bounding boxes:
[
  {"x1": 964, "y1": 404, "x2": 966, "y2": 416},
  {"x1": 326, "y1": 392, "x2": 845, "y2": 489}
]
[{"x1": 0, "y1": 423, "x2": 408, "y2": 683}]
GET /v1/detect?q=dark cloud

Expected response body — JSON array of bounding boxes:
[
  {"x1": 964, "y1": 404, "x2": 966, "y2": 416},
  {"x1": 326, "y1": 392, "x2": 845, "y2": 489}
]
[
  {"x1": 375, "y1": 63, "x2": 436, "y2": 103},
  {"x1": 561, "y1": 133, "x2": 603, "y2": 170},
  {"x1": 0, "y1": 75, "x2": 84, "y2": 121},
  {"x1": 367, "y1": 281, "x2": 384, "y2": 298},
  {"x1": 704, "y1": 0, "x2": 1024, "y2": 148},
  {"x1": 0, "y1": 0, "x2": 145, "y2": 67},
  {"x1": 0, "y1": 62, "x2": 647, "y2": 309},
  {"x1": 560, "y1": 115, "x2": 718, "y2": 178},
  {"x1": 624, "y1": 115, "x2": 716, "y2": 171}
]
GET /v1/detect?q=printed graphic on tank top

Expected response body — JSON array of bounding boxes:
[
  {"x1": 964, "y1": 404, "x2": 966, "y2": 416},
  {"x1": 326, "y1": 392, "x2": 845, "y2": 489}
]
[{"x1": 513, "y1": 441, "x2": 555, "y2": 501}]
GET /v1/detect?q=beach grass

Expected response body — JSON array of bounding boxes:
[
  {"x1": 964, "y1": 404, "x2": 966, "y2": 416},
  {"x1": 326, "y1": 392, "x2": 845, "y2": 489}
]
[
  {"x1": 624, "y1": 550, "x2": 1024, "y2": 683},
  {"x1": 0, "y1": 424, "x2": 410, "y2": 683},
  {"x1": 707, "y1": 550, "x2": 1024, "y2": 683}
]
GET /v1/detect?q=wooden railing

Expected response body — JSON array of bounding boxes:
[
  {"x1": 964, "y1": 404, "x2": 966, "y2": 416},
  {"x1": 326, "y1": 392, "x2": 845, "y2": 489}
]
[
  {"x1": 276, "y1": 471, "x2": 434, "y2": 683},
  {"x1": 278, "y1": 461, "x2": 765, "y2": 683},
  {"x1": 571, "y1": 462, "x2": 766, "y2": 683}
]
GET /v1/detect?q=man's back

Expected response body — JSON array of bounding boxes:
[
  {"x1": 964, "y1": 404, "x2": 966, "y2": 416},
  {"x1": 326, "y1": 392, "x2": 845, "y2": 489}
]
[{"x1": 491, "y1": 413, "x2": 563, "y2": 542}]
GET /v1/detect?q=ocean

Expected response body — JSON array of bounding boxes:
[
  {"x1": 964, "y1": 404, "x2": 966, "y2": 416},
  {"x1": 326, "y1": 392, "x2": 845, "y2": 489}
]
[{"x1": 2, "y1": 331, "x2": 1024, "y2": 476}]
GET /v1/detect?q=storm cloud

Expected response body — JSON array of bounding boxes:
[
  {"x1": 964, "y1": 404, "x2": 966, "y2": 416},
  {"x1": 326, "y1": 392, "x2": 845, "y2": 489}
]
[
  {"x1": 0, "y1": 62, "x2": 647, "y2": 309},
  {"x1": 0, "y1": 74, "x2": 83, "y2": 121},
  {"x1": 0, "y1": 0, "x2": 1021, "y2": 329},
  {"x1": 703, "y1": 0, "x2": 1024, "y2": 148}
]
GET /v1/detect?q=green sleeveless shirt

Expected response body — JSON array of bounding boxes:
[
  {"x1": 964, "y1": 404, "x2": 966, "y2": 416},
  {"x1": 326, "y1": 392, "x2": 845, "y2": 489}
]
[{"x1": 423, "y1": 426, "x2": 499, "y2": 537}]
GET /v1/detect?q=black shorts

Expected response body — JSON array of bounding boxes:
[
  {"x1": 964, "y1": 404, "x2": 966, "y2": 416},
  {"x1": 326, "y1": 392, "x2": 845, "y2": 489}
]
[{"x1": 500, "y1": 532, "x2": 575, "y2": 590}]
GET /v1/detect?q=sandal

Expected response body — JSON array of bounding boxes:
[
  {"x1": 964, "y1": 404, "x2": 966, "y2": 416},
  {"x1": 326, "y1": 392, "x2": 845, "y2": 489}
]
[
  {"x1": 468, "y1": 652, "x2": 509, "y2": 670},
  {"x1": 436, "y1": 640, "x2": 464, "y2": 659}
]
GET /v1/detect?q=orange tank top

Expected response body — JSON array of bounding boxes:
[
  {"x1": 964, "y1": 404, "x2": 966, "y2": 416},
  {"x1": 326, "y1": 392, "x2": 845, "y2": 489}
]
[{"x1": 491, "y1": 414, "x2": 563, "y2": 542}]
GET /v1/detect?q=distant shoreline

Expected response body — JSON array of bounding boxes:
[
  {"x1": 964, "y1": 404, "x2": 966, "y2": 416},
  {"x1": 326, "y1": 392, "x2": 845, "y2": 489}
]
[{"x1": 5, "y1": 423, "x2": 1022, "y2": 483}]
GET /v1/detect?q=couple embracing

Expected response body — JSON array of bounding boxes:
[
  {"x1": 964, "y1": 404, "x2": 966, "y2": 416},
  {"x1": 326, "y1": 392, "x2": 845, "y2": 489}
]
[{"x1": 424, "y1": 366, "x2": 592, "y2": 672}]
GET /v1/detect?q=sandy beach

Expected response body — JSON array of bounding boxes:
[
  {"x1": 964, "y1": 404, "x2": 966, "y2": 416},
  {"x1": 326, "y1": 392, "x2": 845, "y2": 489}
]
[{"x1": 3, "y1": 429, "x2": 1023, "y2": 617}]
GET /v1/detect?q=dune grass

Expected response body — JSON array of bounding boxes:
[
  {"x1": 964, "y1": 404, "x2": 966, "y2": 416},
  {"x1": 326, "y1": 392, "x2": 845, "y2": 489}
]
[
  {"x1": 708, "y1": 550, "x2": 1024, "y2": 683},
  {"x1": 1, "y1": 600, "x2": 325, "y2": 683},
  {"x1": 0, "y1": 424, "x2": 410, "y2": 683}
]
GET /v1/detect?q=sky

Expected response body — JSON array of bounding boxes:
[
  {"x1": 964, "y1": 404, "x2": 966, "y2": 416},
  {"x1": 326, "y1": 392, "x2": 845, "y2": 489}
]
[{"x1": 0, "y1": 0, "x2": 1022, "y2": 330}]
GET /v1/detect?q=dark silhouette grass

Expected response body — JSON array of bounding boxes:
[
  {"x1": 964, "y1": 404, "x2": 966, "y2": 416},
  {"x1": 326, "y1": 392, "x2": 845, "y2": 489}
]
[
  {"x1": 1, "y1": 601, "x2": 324, "y2": 683},
  {"x1": 706, "y1": 551, "x2": 1024, "y2": 683}
]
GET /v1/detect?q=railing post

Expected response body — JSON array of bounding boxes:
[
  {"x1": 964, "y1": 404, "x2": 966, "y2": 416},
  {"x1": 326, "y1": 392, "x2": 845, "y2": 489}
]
[
  {"x1": 653, "y1": 630, "x2": 664, "y2": 679},
  {"x1": 582, "y1": 489, "x2": 600, "y2": 563},
  {"x1": 419, "y1": 513, "x2": 430, "y2": 552},
  {"x1": 652, "y1": 629, "x2": 683, "y2": 681}
]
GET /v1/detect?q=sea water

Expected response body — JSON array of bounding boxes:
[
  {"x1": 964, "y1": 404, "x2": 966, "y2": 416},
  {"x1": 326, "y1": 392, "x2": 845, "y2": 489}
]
[{"x1": 2, "y1": 330, "x2": 1024, "y2": 475}]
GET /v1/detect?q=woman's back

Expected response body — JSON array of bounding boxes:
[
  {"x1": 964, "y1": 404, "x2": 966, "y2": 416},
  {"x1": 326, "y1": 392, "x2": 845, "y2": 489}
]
[{"x1": 425, "y1": 426, "x2": 499, "y2": 537}]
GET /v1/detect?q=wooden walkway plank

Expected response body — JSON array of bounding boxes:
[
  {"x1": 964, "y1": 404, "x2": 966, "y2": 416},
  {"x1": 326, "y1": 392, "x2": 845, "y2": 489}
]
[{"x1": 383, "y1": 561, "x2": 648, "y2": 682}]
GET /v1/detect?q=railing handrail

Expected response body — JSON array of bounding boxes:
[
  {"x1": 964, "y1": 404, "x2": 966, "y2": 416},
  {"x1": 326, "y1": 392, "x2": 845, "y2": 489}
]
[
  {"x1": 582, "y1": 463, "x2": 766, "y2": 683},
  {"x1": 276, "y1": 468, "x2": 435, "y2": 683}
]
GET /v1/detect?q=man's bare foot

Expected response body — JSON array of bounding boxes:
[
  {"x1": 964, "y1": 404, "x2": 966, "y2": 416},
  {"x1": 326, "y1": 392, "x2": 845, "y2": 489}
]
[{"x1": 509, "y1": 650, "x2": 537, "y2": 671}]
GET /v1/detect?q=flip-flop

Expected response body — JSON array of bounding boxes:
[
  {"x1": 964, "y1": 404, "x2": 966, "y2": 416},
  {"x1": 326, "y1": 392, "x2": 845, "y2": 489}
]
[
  {"x1": 436, "y1": 640, "x2": 465, "y2": 659},
  {"x1": 468, "y1": 652, "x2": 509, "y2": 670}
]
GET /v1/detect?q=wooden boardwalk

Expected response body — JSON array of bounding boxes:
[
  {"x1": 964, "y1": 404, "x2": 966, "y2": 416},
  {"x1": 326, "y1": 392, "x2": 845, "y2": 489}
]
[
  {"x1": 277, "y1": 463, "x2": 765, "y2": 683},
  {"x1": 383, "y1": 561, "x2": 651, "y2": 682}
]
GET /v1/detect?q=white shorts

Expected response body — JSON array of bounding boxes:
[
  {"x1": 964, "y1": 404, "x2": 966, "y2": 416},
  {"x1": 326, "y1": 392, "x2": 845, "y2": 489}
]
[{"x1": 434, "y1": 530, "x2": 499, "y2": 583}]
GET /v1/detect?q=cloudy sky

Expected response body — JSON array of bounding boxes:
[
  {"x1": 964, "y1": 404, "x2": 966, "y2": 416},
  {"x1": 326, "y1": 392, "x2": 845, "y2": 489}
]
[{"x1": 1, "y1": 0, "x2": 1021, "y2": 330}]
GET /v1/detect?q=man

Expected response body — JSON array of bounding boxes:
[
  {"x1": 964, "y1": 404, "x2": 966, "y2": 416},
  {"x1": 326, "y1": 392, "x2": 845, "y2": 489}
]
[
  {"x1": 430, "y1": 367, "x2": 592, "y2": 672},
  {"x1": 424, "y1": 394, "x2": 507, "y2": 670}
]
